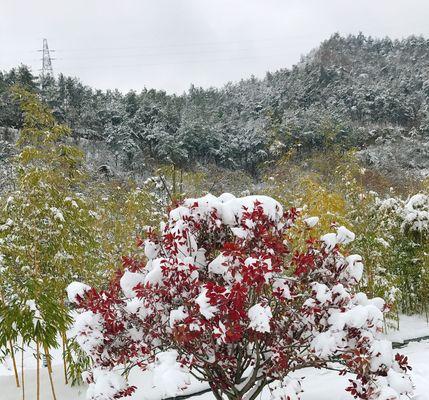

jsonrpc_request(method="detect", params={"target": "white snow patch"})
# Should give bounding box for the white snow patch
[66,282,91,304]
[248,303,272,333]
[120,271,145,298]
[304,216,319,228]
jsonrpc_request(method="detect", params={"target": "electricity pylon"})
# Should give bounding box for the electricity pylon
[39,38,54,79]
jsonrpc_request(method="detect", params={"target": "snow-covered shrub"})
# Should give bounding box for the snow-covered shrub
[371,193,429,314]
[70,194,412,400]
[400,194,429,235]
[375,197,404,230]
[375,193,429,237]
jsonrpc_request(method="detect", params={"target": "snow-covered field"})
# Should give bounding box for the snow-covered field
[2,315,429,400]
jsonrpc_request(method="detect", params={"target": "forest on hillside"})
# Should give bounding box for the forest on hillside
[1,33,429,182]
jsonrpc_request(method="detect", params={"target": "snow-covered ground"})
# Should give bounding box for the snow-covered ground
[385,314,429,343]
[2,315,429,400]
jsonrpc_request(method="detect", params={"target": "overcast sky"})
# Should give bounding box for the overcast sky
[1,0,429,94]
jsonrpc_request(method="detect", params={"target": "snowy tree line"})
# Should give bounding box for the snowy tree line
[1,33,429,176]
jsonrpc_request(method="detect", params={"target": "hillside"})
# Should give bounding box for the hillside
[1,33,429,180]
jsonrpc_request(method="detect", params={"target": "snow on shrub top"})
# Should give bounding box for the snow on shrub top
[70,193,412,400]
[375,193,429,235]
[66,281,91,303]
[304,216,319,227]
[401,193,429,233]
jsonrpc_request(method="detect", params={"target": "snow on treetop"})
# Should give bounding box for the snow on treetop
[66,281,91,303]
[170,193,283,227]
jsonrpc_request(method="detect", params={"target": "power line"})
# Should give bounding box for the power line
[2,35,303,57]
[56,52,290,71]
[52,43,289,62]
[14,43,289,64]
[50,36,301,54]
[2,35,311,71]
[10,43,292,71]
